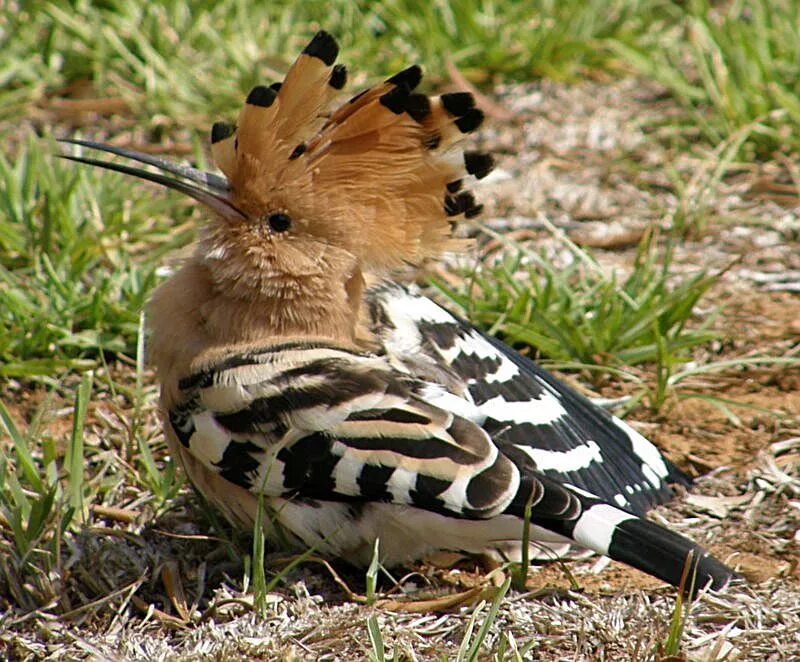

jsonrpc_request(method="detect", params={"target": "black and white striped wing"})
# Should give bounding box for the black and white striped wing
[169,342,530,519]
[366,283,689,517]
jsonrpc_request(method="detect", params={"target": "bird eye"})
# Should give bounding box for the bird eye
[267,213,291,233]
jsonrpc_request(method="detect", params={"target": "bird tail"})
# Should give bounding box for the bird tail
[515,478,738,596]
[592,511,737,594]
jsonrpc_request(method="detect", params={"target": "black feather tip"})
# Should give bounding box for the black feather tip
[404,93,431,122]
[386,65,422,92]
[445,191,477,217]
[246,85,277,108]
[464,151,495,179]
[440,92,475,117]
[329,64,347,89]
[211,122,235,144]
[464,202,483,218]
[380,86,409,114]
[455,108,484,133]
[303,30,339,66]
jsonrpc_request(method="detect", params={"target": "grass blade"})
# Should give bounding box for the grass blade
[66,371,92,523]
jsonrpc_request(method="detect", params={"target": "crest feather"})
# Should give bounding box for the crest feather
[210,122,236,179]
[236,85,280,159]
[274,31,342,143]
[209,32,492,270]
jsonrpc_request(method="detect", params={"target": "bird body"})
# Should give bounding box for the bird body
[62,31,737,594]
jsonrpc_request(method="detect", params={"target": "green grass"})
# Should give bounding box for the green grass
[5,1,799,156]
[0,0,679,379]
[658,553,699,657]
[435,226,720,410]
[614,0,800,158]
[455,576,512,662]
[0,136,194,377]
[367,575,516,661]
[0,376,92,611]
[2,0,799,379]
[2,0,665,130]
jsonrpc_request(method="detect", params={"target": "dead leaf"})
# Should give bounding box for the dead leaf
[684,493,752,518]
[423,551,468,569]
[161,561,190,621]
[377,584,498,613]
[131,595,187,628]
[572,227,645,249]
[90,504,140,524]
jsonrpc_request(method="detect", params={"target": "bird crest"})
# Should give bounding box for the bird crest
[61,31,495,333]
[208,30,493,271]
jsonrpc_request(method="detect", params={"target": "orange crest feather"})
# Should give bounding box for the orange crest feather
[209,31,494,271]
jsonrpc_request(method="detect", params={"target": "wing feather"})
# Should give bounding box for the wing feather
[170,343,525,519]
[366,282,688,517]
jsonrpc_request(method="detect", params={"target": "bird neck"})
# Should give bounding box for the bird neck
[146,252,364,388]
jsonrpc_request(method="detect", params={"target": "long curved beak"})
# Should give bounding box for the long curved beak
[58,138,246,220]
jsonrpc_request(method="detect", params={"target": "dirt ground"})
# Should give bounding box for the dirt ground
[2,78,799,660]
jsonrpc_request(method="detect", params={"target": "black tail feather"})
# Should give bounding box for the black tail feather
[607,517,739,596]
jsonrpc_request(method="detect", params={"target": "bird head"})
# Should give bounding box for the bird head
[61,31,493,332]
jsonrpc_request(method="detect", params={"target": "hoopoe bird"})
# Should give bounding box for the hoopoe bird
[63,31,736,594]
